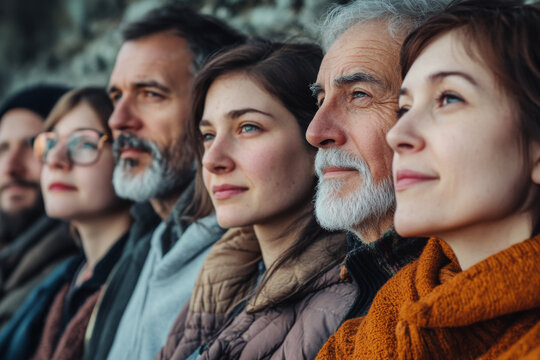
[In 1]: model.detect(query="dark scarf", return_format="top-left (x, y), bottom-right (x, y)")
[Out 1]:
top-left (342, 229), bottom-right (427, 318)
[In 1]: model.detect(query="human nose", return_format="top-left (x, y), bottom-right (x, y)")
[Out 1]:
top-left (202, 136), bottom-right (235, 175)
top-left (45, 140), bottom-right (72, 170)
top-left (108, 95), bottom-right (143, 135)
top-left (386, 108), bottom-right (425, 154)
top-left (306, 102), bottom-right (347, 148)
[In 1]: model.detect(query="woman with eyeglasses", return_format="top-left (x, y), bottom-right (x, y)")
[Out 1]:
top-left (0, 87), bottom-right (132, 360)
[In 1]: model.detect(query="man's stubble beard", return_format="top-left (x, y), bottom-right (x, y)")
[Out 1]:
top-left (314, 148), bottom-right (395, 235)
top-left (112, 133), bottom-right (194, 202)
top-left (0, 190), bottom-right (44, 243)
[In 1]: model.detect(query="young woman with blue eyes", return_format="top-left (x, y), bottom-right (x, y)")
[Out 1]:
top-left (0, 87), bottom-right (132, 360)
top-left (157, 41), bottom-right (357, 360)
top-left (316, 1), bottom-right (540, 359)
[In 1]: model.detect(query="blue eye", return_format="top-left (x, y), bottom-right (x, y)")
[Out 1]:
top-left (240, 124), bottom-right (260, 133)
top-left (439, 92), bottom-right (463, 106)
top-left (201, 133), bottom-right (215, 142)
top-left (352, 91), bottom-right (368, 98)
top-left (82, 142), bottom-right (98, 150)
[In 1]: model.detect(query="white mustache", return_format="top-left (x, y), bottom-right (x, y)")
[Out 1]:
top-left (314, 148), bottom-right (368, 179)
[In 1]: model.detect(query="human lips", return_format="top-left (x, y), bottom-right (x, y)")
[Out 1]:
top-left (212, 184), bottom-right (248, 200)
top-left (48, 182), bottom-right (77, 192)
top-left (0, 180), bottom-right (40, 195)
top-left (395, 169), bottom-right (437, 191)
top-left (321, 167), bottom-right (357, 179)
top-left (120, 147), bottom-right (149, 159)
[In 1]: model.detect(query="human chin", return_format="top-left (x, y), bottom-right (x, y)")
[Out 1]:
top-left (315, 173), bottom-right (395, 234)
top-left (1, 189), bottom-right (40, 216)
top-left (394, 200), bottom-right (425, 237)
top-left (214, 204), bottom-right (250, 228)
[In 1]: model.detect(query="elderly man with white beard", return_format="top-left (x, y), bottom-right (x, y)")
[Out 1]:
top-left (306, 0), bottom-right (450, 320)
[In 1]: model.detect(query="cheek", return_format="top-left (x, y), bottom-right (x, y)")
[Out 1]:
top-left (77, 159), bottom-right (117, 200)
top-left (41, 167), bottom-right (52, 196)
top-left (256, 142), bottom-right (314, 198)
top-left (26, 154), bottom-right (42, 179)
top-left (350, 120), bottom-right (394, 180)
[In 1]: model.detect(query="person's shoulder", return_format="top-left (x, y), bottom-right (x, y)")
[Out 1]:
top-left (297, 264), bottom-right (358, 318)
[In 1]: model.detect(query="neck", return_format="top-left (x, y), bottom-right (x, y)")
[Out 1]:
top-left (150, 194), bottom-right (180, 220)
top-left (352, 210), bottom-right (395, 243)
top-left (253, 204), bottom-right (312, 269)
top-left (437, 211), bottom-right (534, 271)
top-left (72, 209), bottom-right (132, 269)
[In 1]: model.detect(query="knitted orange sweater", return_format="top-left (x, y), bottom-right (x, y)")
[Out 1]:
top-left (316, 236), bottom-right (540, 359)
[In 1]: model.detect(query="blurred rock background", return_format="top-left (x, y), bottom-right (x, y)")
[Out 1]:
top-left (0, 0), bottom-right (344, 99)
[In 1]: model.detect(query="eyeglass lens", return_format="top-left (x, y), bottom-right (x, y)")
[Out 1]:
top-left (34, 130), bottom-right (104, 165)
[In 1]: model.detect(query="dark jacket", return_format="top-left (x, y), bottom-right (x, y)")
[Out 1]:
top-left (0, 217), bottom-right (78, 329)
top-left (83, 201), bottom-right (160, 360)
top-left (0, 233), bottom-right (127, 360)
top-left (157, 227), bottom-right (357, 360)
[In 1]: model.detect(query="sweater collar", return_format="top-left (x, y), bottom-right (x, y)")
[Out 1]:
top-left (345, 229), bottom-right (427, 280)
top-left (400, 235), bottom-right (540, 328)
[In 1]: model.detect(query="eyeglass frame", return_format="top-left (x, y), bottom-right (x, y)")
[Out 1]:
top-left (30, 128), bottom-right (111, 166)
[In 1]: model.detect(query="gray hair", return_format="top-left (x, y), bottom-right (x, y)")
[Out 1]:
top-left (320, 0), bottom-right (452, 51)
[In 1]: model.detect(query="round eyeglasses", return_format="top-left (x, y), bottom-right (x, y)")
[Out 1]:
top-left (32, 129), bottom-right (111, 166)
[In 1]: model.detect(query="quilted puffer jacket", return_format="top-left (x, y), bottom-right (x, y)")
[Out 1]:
top-left (157, 227), bottom-right (357, 360)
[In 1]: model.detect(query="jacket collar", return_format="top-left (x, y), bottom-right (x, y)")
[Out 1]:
top-left (189, 227), bottom-right (348, 314)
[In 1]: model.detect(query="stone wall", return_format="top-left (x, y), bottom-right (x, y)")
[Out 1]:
top-left (0, 0), bottom-right (343, 99)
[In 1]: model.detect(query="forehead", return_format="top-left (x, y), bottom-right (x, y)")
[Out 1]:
top-left (203, 74), bottom-right (277, 114)
top-left (53, 103), bottom-right (104, 134)
top-left (317, 21), bottom-right (403, 89)
top-left (109, 33), bottom-right (193, 88)
top-left (0, 108), bottom-right (43, 140)
top-left (403, 31), bottom-right (494, 90)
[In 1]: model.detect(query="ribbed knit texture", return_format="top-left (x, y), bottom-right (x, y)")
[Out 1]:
top-left (316, 235), bottom-right (540, 359)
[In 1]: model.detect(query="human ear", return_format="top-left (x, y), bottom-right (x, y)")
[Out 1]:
top-left (530, 141), bottom-right (540, 185)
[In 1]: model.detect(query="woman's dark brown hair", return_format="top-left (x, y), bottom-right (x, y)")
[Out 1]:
top-left (188, 40), bottom-right (323, 219)
top-left (400, 0), bottom-right (540, 234)
top-left (187, 40), bottom-right (345, 304)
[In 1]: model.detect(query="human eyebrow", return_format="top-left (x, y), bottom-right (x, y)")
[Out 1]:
top-left (310, 83), bottom-right (323, 98)
top-left (199, 119), bottom-right (212, 127)
top-left (227, 108), bottom-right (274, 119)
top-left (429, 71), bottom-right (478, 86)
top-left (333, 72), bottom-right (381, 87)
top-left (133, 81), bottom-right (171, 94)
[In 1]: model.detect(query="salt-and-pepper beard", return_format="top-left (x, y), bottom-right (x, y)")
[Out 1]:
top-left (314, 147), bottom-right (395, 235)
top-left (112, 133), bottom-right (194, 202)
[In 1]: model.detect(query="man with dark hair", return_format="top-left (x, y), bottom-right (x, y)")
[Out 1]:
top-left (83, 5), bottom-right (245, 360)
top-left (0, 84), bottom-right (77, 329)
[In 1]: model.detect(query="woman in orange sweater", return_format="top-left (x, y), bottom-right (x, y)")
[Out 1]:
top-left (316, 0), bottom-right (540, 359)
